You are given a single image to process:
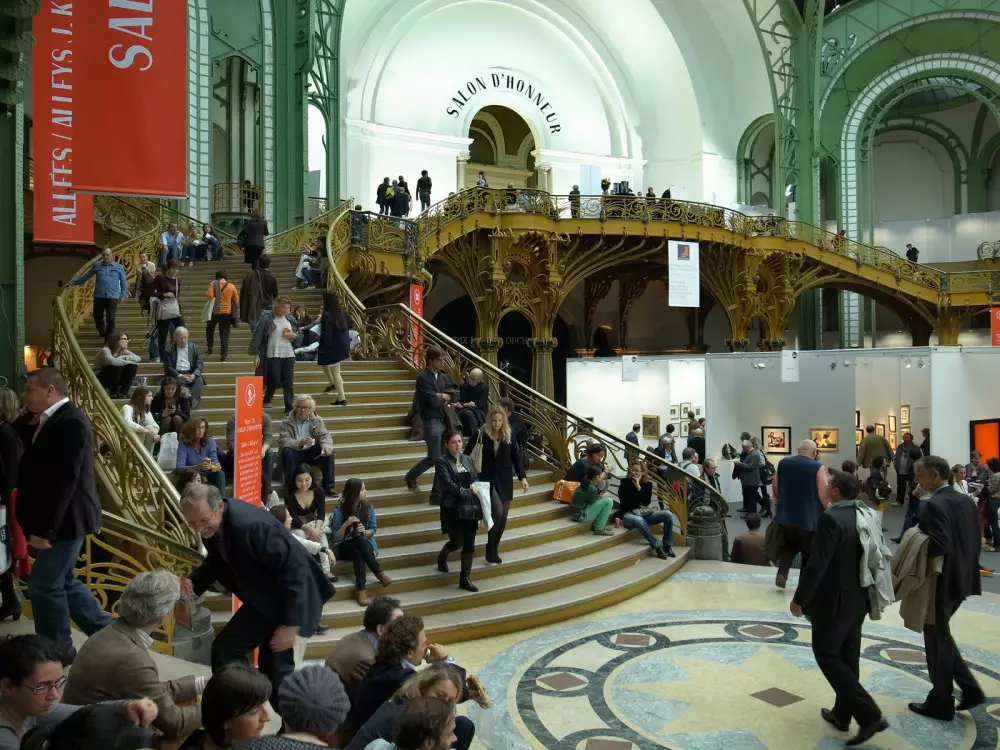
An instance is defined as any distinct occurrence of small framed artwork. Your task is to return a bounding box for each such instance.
[855,428,863,446]
[672,421,682,435]
[695,406,702,416]
[680,422,690,437]
[668,405,679,420]
[680,402,693,416]
[641,414,660,438]
[761,426,792,455]
[900,405,911,424]
[887,414,897,434]
[889,432,897,450]
[811,428,839,452]
[855,410,861,428]
[901,424,911,436]
[874,423,885,437]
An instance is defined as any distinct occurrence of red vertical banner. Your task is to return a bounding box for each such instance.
[410,283,424,366]
[73,2,187,197]
[31,4,94,244]
[233,377,264,507]
[992,308,1000,347]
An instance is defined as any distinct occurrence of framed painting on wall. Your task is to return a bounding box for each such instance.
[681,422,690,437]
[855,429,863,446]
[761,426,791,455]
[902,424,911,436]
[874,423,885,437]
[900,405,911,424]
[811,428,839,452]
[680,402,692,416]
[642,414,660,438]
[672,422,682,435]
[855,410,861,428]
[889,432,897,451]
[888,414,897,434]
[695,406,702,416]
[668,405,679,420]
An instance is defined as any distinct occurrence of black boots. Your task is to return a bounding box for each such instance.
[437,544,451,573]
[459,552,478,592]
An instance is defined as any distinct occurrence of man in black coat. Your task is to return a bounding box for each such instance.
[404,347,455,490]
[909,455,984,720]
[456,368,487,437]
[376,177,390,214]
[791,470,887,745]
[180,485,335,714]
[17,367,112,664]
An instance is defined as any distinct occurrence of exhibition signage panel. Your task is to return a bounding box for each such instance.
[31,3,94,244]
[410,284,424,366]
[233,376,264,507]
[622,354,639,382]
[668,240,700,307]
[780,350,800,383]
[74,2,188,197]
[992,308,1000,347]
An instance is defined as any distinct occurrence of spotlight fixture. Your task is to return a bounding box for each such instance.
[917,358,927,369]
[829,361,838,370]
[904,358,912,369]
[751,360,768,370]
[843,359,853,368]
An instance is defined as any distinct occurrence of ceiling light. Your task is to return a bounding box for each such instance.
[829,361,838,370]
[917,358,927,369]
[904,358,912,368]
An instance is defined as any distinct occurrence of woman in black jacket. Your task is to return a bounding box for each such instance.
[431,429,483,591]
[150,376,192,435]
[318,291,353,406]
[619,461,674,558]
[0,388,23,621]
[465,405,528,564]
[241,210,269,269]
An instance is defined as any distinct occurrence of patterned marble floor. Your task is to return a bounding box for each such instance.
[451,563,1000,750]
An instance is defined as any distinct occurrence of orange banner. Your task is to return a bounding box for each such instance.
[992,307,1000,347]
[233,377,264,507]
[410,284,424,366]
[31,4,94,244]
[73,2,187,197]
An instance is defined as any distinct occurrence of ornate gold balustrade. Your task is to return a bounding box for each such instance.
[325,204,718,540]
[212,182,263,216]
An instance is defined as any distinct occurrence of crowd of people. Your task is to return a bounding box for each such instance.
[374,172,433,217]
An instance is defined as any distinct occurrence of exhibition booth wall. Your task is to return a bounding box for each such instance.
[928,347,1000,469]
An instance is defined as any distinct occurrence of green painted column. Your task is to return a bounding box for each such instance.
[271,0,312,231]
[310,0,345,205]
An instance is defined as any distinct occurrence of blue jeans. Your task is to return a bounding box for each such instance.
[622,510,674,551]
[159,243,181,267]
[898,497,923,539]
[28,538,112,654]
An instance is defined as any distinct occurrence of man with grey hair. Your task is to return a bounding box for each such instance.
[733,439,763,516]
[179,484,335,716]
[62,569,203,741]
[457,367,487,437]
[279,395,336,495]
[771,439,829,589]
[163,326,205,406]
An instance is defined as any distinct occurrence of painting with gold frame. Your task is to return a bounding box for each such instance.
[855,429,863,446]
[641,414,660,438]
[889,432,897,451]
[887,414,897,434]
[874,423,885,437]
[811,428,839,452]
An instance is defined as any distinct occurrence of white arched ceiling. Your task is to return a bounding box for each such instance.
[340,0,765,205]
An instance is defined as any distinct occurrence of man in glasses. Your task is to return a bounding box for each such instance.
[0,634,157,748]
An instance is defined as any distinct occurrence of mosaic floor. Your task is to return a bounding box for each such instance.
[455,565,1000,750]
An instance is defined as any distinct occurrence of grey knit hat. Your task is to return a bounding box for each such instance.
[277,666,351,734]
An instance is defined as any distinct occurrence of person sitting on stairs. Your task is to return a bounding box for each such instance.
[162,327,205,408]
[331,478,391,607]
[94,331,140,398]
[279,395,336,497]
[570,465,614,536]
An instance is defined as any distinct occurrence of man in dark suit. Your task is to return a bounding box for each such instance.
[909,455,984,720]
[16,367,112,664]
[791,470,887,746]
[625,423,640,446]
[179,484,335,715]
[687,427,707,466]
[163,327,206,406]
[324,595,402,699]
[404,347,455,490]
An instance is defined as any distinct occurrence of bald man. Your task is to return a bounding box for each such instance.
[771,439,830,589]
[457,367,487,437]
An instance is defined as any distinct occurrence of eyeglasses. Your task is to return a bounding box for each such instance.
[22,676,68,695]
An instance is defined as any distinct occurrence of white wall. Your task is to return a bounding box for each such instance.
[930,347,1000,468]
[873,132,953,223]
[853,351,931,448]
[872,211,1000,263]
[565,356,705,461]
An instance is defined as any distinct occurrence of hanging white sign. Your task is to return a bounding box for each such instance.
[668,240,700,307]
[781,350,800,383]
[622,354,639,382]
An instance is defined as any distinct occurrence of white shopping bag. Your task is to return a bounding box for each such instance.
[473,481,493,530]
[157,432,179,471]
[0,506,10,575]
[200,299,215,323]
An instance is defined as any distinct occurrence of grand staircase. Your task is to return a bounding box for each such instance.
[70,249,687,657]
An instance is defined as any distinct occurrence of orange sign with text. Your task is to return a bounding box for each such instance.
[233,377,264,507]
[992,308,1000,347]
[410,284,424,365]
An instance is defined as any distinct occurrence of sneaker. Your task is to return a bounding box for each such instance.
[593,528,614,536]
[570,513,583,522]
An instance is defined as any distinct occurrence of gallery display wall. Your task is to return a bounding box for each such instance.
[565,356,706,461]
[929,347,1000,467]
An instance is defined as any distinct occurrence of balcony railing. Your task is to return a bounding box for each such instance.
[212,182,263,216]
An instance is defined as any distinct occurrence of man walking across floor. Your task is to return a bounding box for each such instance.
[892,431,917,507]
[67,246,128,339]
[771,439,829,589]
[908,455,984,721]
[16,367,112,665]
[790,470,889,746]
[180,484,335,716]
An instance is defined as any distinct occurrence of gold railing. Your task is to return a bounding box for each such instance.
[52,298,201,549]
[404,188,997,298]
[212,182,263,216]
[325,204,709,539]
[264,202,350,257]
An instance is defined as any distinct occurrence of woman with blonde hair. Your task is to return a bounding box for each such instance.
[619,460,674,558]
[464,404,528,564]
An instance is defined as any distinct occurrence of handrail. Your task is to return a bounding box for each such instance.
[323,206,722,539]
[265,203,354,256]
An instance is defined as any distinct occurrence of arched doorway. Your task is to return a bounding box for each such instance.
[466,106,537,189]
[498,311,533,386]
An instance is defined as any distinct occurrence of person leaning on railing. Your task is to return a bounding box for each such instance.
[61,569,203,743]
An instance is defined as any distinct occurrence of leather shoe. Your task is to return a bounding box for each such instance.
[775,574,786,589]
[956,692,985,712]
[820,708,848,732]
[846,717,888,746]
[908,701,954,721]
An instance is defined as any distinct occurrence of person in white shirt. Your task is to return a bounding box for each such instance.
[158,222,184,267]
[121,386,160,451]
[951,464,975,499]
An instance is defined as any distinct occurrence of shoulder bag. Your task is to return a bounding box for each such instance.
[470,429,484,473]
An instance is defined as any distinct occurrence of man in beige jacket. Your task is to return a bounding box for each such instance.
[325,596,402,699]
[857,425,892,470]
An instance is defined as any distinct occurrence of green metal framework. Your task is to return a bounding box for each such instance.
[309,0,345,205]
